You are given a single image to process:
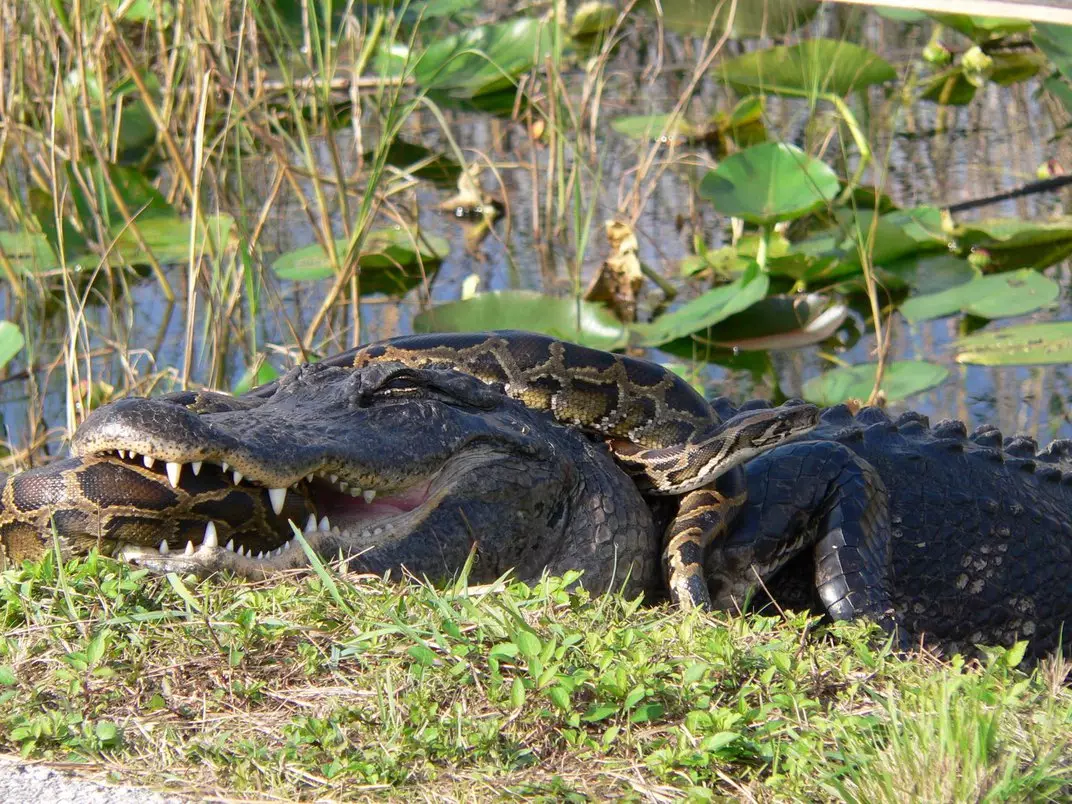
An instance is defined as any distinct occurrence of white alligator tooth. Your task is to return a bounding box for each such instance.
[221,461,229,473]
[143,455,155,469]
[184,541,195,556]
[363,489,376,503]
[350,488,361,497]
[203,521,218,548]
[268,488,287,515]
[166,461,182,488]
[306,474,313,483]
[330,474,338,484]
[191,461,203,476]
[118,450,127,460]
[225,539,235,552]
[159,540,169,554]
[304,514,317,533]
[255,551,265,560]
[318,516,330,532]
[238,546,247,557]
[338,481,348,491]
[233,470,243,485]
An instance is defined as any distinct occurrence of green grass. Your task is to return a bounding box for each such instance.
[0,553,1067,800]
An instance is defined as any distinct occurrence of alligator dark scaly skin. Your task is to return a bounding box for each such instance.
[707,398,1072,661]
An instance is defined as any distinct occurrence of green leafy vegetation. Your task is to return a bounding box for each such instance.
[0,555,1065,799]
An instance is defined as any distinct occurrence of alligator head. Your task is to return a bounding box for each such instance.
[0,360,660,593]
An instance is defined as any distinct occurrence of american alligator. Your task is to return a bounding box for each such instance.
[0,331,1068,660]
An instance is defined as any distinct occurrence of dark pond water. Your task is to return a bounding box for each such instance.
[4,8,1072,461]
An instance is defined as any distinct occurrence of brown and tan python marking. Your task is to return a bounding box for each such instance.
[0,455,315,563]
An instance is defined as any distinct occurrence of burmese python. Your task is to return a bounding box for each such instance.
[4,331,819,608]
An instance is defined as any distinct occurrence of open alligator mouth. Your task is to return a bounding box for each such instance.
[61,445,446,575]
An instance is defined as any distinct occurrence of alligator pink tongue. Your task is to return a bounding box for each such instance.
[318,479,433,525]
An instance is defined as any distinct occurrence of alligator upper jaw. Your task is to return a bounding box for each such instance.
[80,445,494,576]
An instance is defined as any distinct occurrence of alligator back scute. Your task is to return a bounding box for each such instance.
[931,419,968,440]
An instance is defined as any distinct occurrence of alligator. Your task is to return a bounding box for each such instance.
[0,331,1068,661]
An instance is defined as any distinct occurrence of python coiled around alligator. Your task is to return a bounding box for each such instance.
[0,330,819,609]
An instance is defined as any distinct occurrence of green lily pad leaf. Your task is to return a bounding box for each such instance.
[413,17,553,97]
[570,2,617,38]
[803,361,948,406]
[920,67,978,106]
[29,187,88,261]
[0,231,59,275]
[413,291,628,351]
[693,293,848,351]
[930,14,1032,43]
[1043,74,1072,118]
[614,97,767,151]
[611,114,701,145]
[883,252,977,296]
[716,39,895,96]
[952,217,1072,271]
[96,214,235,266]
[874,8,927,22]
[363,140,462,188]
[67,161,174,227]
[0,321,24,370]
[630,263,769,347]
[1035,23,1072,85]
[233,361,280,395]
[699,143,839,225]
[921,51,1046,105]
[272,228,448,295]
[900,269,1058,324]
[639,0,819,38]
[955,322,1072,366]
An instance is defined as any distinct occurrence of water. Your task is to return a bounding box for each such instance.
[4,8,1072,462]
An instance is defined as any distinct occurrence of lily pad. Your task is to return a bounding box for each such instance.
[413,17,553,97]
[610,114,702,145]
[883,252,976,296]
[1035,23,1072,85]
[0,231,59,275]
[272,228,448,295]
[951,217,1072,271]
[930,14,1032,43]
[639,0,819,38]
[93,214,235,267]
[716,39,896,96]
[956,322,1072,366]
[900,269,1059,324]
[67,161,174,226]
[692,293,848,351]
[803,360,948,406]
[699,143,839,226]
[0,321,24,370]
[364,140,462,188]
[630,263,769,347]
[413,291,628,351]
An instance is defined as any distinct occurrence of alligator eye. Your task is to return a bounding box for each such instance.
[378,371,426,397]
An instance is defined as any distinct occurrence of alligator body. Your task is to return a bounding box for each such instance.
[2,361,664,598]
[0,332,1068,661]
[709,399,1072,661]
